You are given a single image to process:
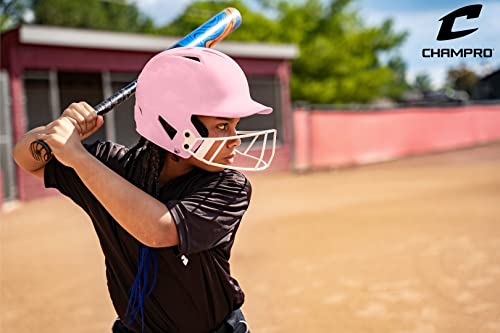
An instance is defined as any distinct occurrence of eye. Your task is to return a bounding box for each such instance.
[216,123,228,131]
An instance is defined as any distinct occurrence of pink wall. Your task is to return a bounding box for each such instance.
[294,105,500,170]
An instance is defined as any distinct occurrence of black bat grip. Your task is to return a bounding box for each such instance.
[94,80,137,115]
[30,80,138,161]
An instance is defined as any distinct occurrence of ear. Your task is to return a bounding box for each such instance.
[169,153,180,162]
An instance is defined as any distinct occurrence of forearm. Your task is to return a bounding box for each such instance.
[13,103,104,174]
[13,126,49,172]
[72,152,179,248]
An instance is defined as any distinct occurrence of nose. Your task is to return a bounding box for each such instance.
[227,129,241,148]
[227,137,241,149]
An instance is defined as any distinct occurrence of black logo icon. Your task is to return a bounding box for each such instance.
[437,4,482,41]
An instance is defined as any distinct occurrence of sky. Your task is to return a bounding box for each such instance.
[133,0,500,89]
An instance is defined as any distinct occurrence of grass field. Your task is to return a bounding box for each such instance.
[2,143,500,333]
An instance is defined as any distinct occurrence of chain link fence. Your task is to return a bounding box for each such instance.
[0,70,16,201]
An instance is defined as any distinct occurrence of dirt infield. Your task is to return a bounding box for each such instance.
[2,143,500,333]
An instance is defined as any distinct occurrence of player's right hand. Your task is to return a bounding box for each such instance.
[36,102,103,167]
[36,116,86,168]
[59,101,104,141]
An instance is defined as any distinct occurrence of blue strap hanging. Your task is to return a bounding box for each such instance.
[124,244,158,332]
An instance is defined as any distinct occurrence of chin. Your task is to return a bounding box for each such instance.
[204,164,226,172]
[188,157,223,172]
[195,161,226,172]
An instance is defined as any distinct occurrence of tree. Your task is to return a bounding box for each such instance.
[273,0,408,104]
[413,73,432,93]
[384,55,409,100]
[155,0,282,42]
[31,0,154,33]
[158,0,408,104]
[446,65,478,96]
[1,0,31,32]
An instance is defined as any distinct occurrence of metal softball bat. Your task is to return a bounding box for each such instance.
[30,7,242,162]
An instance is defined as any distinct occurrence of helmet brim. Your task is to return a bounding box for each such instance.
[200,98,273,119]
[236,99,273,117]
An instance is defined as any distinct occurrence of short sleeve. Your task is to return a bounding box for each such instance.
[167,171,252,255]
[44,141,128,204]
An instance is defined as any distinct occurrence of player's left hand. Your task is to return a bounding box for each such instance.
[60,102,104,141]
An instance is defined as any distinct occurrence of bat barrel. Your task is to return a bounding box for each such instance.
[173,7,241,48]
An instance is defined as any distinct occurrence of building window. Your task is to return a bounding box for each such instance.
[245,75,283,143]
[110,73,140,148]
[22,71,284,152]
[105,74,284,147]
[23,71,52,130]
[58,71,107,143]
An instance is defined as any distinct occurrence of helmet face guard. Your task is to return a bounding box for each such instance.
[182,129,277,171]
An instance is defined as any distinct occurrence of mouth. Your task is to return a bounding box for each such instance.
[223,154,235,164]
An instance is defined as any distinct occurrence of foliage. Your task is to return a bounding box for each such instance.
[384,55,410,100]
[31,0,154,32]
[412,73,432,93]
[446,65,478,96]
[1,0,31,32]
[155,0,282,42]
[158,0,408,104]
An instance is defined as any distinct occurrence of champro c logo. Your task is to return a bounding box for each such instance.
[437,4,482,41]
[422,3,494,59]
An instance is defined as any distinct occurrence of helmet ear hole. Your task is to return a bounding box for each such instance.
[191,115,208,137]
[158,115,178,140]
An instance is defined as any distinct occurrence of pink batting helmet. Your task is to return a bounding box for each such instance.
[134,47,273,159]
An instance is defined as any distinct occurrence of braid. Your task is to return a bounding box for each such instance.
[124,137,165,196]
[122,136,166,331]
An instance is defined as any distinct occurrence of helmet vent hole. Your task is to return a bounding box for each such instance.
[191,115,209,137]
[181,56,201,62]
[158,115,178,140]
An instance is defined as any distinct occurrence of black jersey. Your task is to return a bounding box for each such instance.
[44,141,252,333]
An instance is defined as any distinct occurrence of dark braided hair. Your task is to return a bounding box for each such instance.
[121,136,166,332]
[124,136,166,194]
